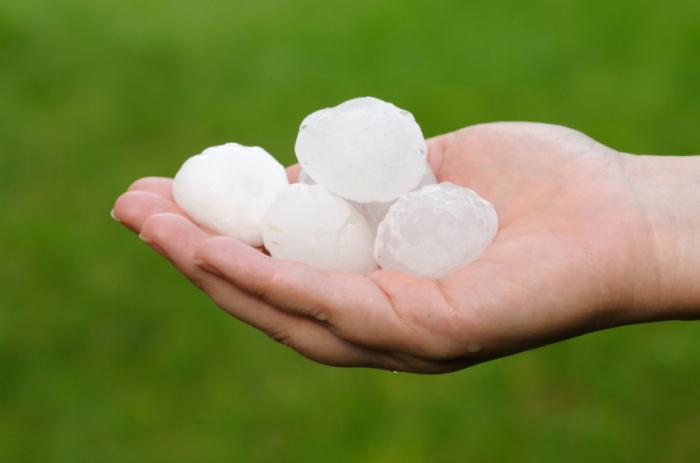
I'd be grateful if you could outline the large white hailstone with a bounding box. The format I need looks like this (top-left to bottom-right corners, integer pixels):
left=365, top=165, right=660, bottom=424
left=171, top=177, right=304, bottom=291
left=261, top=184, right=377, bottom=274
left=374, top=183, right=498, bottom=278
left=297, top=168, right=316, bottom=185
left=298, top=163, right=437, bottom=228
left=357, top=163, right=437, bottom=228
left=172, top=143, right=288, bottom=247
left=295, top=96, right=427, bottom=203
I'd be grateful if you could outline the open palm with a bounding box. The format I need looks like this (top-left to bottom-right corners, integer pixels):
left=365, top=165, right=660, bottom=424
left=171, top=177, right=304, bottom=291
left=114, top=122, right=658, bottom=373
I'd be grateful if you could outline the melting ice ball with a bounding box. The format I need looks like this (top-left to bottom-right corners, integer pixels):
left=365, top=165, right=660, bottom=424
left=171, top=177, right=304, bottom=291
left=374, top=183, right=498, bottom=278
left=173, top=143, right=288, bottom=247
left=295, top=97, right=427, bottom=203
left=297, top=168, right=316, bottom=185
left=298, top=163, right=437, bottom=228
left=262, top=184, right=377, bottom=274
left=356, top=164, right=437, bottom=228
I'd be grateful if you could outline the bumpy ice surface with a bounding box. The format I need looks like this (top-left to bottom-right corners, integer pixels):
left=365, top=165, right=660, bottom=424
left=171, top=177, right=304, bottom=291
left=374, top=182, right=498, bottom=278
left=295, top=97, right=427, bottom=203
left=262, top=184, right=377, bottom=274
left=172, top=143, right=288, bottom=246
left=356, top=163, right=437, bottom=228
left=299, top=163, right=437, bottom=228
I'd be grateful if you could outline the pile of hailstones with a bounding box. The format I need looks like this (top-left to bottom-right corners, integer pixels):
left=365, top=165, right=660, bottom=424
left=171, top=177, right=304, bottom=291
left=173, top=97, right=498, bottom=278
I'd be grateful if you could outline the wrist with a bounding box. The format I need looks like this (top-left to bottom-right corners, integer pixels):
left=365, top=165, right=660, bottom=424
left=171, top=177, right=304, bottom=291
left=620, top=153, right=700, bottom=321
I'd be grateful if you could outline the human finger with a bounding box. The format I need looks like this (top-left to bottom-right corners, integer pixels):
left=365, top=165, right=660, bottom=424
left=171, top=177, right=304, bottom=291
left=127, top=176, right=175, bottom=200
left=113, top=190, right=184, bottom=234
left=139, top=213, right=394, bottom=368
left=194, top=236, right=444, bottom=355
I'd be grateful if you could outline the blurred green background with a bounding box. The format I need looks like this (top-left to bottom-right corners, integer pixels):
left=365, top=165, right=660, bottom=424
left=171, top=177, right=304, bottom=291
left=1, top=0, right=699, bottom=461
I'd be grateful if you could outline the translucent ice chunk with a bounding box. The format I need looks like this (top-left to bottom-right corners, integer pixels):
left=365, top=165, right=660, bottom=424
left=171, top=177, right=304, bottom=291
left=374, top=182, right=498, bottom=278
left=172, top=143, right=288, bottom=246
left=295, top=97, right=427, bottom=203
left=417, top=162, right=437, bottom=186
left=262, top=184, right=377, bottom=274
left=297, top=163, right=437, bottom=229
left=357, top=162, right=437, bottom=228
left=298, top=168, right=316, bottom=185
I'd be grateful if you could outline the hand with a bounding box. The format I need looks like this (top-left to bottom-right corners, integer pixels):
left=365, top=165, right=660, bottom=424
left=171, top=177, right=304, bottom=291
left=113, top=122, right=700, bottom=373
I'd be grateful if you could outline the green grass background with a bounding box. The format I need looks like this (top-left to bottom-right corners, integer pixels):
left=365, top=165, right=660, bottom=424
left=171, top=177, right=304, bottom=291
left=1, top=0, right=699, bottom=461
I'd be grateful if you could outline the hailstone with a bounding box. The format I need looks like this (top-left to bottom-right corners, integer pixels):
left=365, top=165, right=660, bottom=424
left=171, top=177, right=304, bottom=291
left=172, top=143, right=288, bottom=247
left=374, top=182, right=498, bottom=278
left=262, top=184, right=377, bottom=274
left=356, top=163, right=437, bottom=228
left=298, top=168, right=316, bottom=185
left=298, top=163, right=437, bottom=228
left=295, top=96, right=427, bottom=203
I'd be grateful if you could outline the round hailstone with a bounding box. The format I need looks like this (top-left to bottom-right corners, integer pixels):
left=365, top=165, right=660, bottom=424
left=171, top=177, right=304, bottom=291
left=374, top=183, right=498, bottom=278
left=298, top=163, right=437, bottom=229
left=357, top=163, right=437, bottom=228
left=297, top=168, right=316, bottom=185
left=262, top=184, right=377, bottom=274
left=295, top=96, right=427, bottom=203
left=173, top=143, right=288, bottom=247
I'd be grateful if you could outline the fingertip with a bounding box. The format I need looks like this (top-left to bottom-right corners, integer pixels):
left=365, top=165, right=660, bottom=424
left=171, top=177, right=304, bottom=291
left=113, top=190, right=152, bottom=231
left=110, top=208, right=121, bottom=223
left=127, top=176, right=175, bottom=199
left=113, top=190, right=180, bottom=234
left=113, top=190, right=137, bottom=219
left=128, top=176, right=173, bottom=190
left=140, top=212, right=193, bottom=241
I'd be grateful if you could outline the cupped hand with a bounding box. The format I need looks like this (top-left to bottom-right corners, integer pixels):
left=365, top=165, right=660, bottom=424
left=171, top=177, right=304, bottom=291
left=113, top=122, right=664, bottom=373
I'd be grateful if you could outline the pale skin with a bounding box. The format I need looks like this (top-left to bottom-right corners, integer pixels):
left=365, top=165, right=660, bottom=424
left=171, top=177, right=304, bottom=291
left=112, top=122, right=700, bottom=373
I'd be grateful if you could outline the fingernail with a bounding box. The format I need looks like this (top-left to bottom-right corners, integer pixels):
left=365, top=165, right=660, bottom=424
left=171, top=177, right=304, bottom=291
left=110, top=208, right=121, bottom=222
left=139, top=234, right=165, bottom=255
